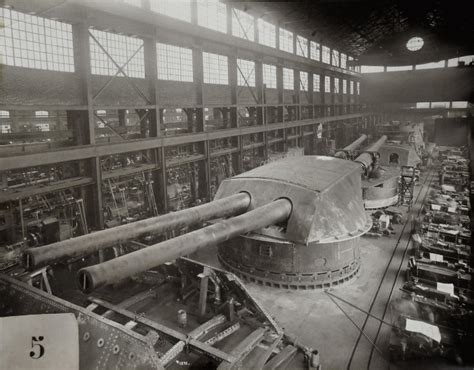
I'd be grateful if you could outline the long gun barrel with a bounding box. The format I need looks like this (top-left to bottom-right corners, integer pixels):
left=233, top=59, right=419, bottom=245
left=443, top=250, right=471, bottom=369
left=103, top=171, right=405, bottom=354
left=24, top=192, right=251, bottom=269
left=354, top=135, right=387, bottom=170
left=334, top=134, right=367, bottom=159
left=78, top=199, right=292, bottom=292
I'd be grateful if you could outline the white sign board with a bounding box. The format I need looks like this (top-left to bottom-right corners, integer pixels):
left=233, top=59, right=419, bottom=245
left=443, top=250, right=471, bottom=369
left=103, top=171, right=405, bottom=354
left=0, top=313, right=79, bottom=370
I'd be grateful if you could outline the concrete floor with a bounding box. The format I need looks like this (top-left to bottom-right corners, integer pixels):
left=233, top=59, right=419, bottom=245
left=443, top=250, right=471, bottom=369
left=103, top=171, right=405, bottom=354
left=193, top=171, right=471, bottom=370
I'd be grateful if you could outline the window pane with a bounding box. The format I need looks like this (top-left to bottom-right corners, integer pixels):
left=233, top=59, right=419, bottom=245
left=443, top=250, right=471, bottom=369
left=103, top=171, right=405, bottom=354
left=203, top=51, right=228, bottom=84
left=296, top=35, right=308, bottom=58
left=283, top=67, right=293, bottom=90
left=157, top=42, right=193, bottom=82
left=90, top=29, right=144, bottom=78
left=313, top=73, right=320, bottom=92
left=257, top=19, right=276, bottom=48
left=232, top=8, right=254, bottom=41
left=150, top=0, right=191, bottom=22
left=237, top=58, right=255, bottom=87
left=299, top=71, right=308, bottom=91
left=0, top=8, right=74, bottom=72
left=279, top=28, right=293, bottom=53
left=310, top=41, right=320, bottom=61
left=197, top=0, right=227, bottom=33
left=263, top=63, right=276, bottom=88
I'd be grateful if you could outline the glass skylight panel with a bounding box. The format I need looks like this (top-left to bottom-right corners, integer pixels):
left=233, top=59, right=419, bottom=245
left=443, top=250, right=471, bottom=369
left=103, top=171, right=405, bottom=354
left=279, top=28, right=293, bottom=53
left=299, top=71, right=308, bottom=91
left=313, top=73, right=320, bottom=92
left=322, top=45, right=330, bottom=64
left=262, top=63, right=277, bottom=88
left=237, top=58, right=255, bottom=87
left=90, top=29, right=144, bottom=78
left=296, top=36, right=308, bottom=58
left=157, top=43, right=193, bottom=82
left=197, top=0, right=227, bottom=33
left=324, top=76, right=330, bottom=92
left=0, top=8, right=74, bottom=72
left=257, top=19, right=276, bottom=48
left=232, top=8, right=254, bottom=41
left=283, top=67, right=294, bottom=90
left=310, top=41, right=320, bottom=61
left=150, top=0, right=191, bottom=22
left=203, top=52, right=228, bottom=84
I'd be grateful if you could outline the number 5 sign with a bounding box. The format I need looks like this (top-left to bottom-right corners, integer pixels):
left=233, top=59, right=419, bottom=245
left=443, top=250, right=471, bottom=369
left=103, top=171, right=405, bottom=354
left=0, top=313, right=79, bottom=370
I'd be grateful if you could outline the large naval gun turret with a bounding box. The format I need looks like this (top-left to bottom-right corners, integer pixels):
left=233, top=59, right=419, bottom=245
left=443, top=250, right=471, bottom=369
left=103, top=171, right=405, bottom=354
left=4, top=155, right=375, bottom=370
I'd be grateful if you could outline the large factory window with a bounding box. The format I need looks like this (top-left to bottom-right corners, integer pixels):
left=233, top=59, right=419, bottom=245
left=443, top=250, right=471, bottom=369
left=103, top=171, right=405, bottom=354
left=322, top=45, right=330, bottom=64
left=386, top=65, right=412, bottom=72
left=324, top=76, right=331, bottom=92
left=296, top=35, right=308, bottom=58
left=313, top=73, right=320, bottom=92
left=331, top=49, right=340, bottom=67
left=197, top=0, right=227, bottom=33
left=157, top=43, right=193, bottom=82
left=283, top=67, right=294, bottom=90
left=334, top=77, right=339, bottom=93
left=350, top=80, right=354, bottom=94
left=447, top=55, right=474, bottom=67
left=299, top=71, right=308, bottom=91
left=452, top=101, right=468, bottom=108
left=237, top=59, right=256, bottom=87
left=341, top=53, right=347, bottom=69
left=263, top=64, right=277, bottom=88
left=310, top=41, right=321, bottom=61
left=35, top=111, right=49, bottom=117
left=357, top=81, right=360, bottom=95
left=150, top=0, right=191, bottom=22
left=415, top=61, right=445, bottom=70
left=232, top=8, right=255, bottom=41
left=342, top=79, right=347, bottom=94
left=0, top=9, right=74, bottom=72
left=203, top=52, right=228, bottom=85
left=257, top=19, right=276, bottom=48
left=279, top=28, right=294, bottom=53
left=90, top=29, right=144, bottom=78
left=360, top=65, right=384, bottom=73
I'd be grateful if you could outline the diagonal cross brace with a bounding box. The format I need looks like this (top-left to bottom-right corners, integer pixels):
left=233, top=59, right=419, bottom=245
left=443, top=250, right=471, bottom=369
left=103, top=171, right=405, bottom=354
left=89, top=31, right=151, bottom=104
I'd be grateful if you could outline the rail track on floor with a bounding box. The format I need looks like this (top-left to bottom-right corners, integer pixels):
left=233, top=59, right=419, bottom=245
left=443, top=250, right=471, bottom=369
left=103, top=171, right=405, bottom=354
left=342, top=168, right=436, bottom=370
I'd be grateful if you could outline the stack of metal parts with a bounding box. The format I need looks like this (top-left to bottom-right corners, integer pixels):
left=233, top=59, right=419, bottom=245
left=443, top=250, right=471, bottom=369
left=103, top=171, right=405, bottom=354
left=389, top=147, right=474, bottom=365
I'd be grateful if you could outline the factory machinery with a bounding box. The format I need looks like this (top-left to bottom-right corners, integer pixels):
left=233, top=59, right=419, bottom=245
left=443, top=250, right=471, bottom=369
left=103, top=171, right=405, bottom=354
left=388, top=147, right=474, bottom=365
left=2, top=155, right=374, bottom=369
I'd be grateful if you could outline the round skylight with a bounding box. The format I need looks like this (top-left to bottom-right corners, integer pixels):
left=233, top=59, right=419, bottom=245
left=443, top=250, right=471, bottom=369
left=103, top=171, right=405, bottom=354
left=406, top=37, right=424, bottom=51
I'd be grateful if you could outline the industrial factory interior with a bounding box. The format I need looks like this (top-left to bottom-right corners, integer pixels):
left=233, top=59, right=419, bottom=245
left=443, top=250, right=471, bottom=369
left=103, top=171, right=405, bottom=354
left=1, top=0, right=473, bottom=369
